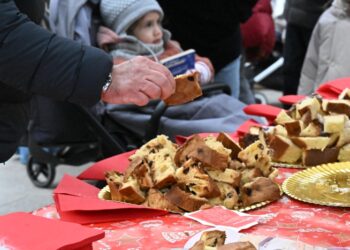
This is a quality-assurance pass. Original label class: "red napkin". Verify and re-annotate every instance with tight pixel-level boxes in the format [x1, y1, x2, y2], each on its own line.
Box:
[54, 175, 168, 224]
[316, 77, 350, 99]
[78, 150, 136, 181]
[235, 119, 261, 136]
[0, 212, 104, 250]
[278, 95, 306, 105]
[243, 104, 282, 124]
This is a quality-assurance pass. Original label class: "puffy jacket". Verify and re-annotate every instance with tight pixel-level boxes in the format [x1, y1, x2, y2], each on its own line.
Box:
[285, 0, 329, 29]
[298, 0, 350, 95]
[157, 0, 257, 72]
[0, 0, 113, 162]
[241, 0, 275, 60]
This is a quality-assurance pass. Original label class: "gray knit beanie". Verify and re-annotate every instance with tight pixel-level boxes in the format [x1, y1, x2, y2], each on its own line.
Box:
[100, 0, 164, 35]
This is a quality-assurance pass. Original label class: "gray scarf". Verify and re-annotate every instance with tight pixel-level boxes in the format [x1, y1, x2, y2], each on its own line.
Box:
[109, 29, 171, 61]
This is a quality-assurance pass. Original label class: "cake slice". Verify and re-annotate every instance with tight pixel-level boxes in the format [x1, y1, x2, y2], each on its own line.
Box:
[165, 186, 208, 212]
[209, 182, 239, 209]
[284, 120, 304, 136]
[268, 135, 302, 163]
[299, 121, 322, 137]
[218, 242, 257, 250]
[145, 188, 183, 213]
[164, 71, 202, 106]
[291, 136, 330, 151]
[150, 153, 177, 189]
[175, 135, 229, 171]
[216, 132, 242, 159]
[190, 230, 226, 250]
[118, 177, 146, 204]
[275, 109, 294, 124]
[175, 159, 220, 198]
[295, 96, 321, 120]
[238, 139, 271, 176]
[105, 171, 123, 201]
[302, 147, 339, 166]
[322, 99, 350, 116]
[207, 168, 241, 188]
[338, 88, 350, 100]
[241, 177, 281, 206]
[323, 114, 348, 133]
[338, 143, 350, 162]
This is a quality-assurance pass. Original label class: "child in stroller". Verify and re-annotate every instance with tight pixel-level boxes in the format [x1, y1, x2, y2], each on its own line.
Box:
[26, 0, 262, 188]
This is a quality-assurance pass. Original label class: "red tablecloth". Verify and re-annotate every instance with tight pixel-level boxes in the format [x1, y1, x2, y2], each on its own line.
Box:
[32, 168, 350, 249]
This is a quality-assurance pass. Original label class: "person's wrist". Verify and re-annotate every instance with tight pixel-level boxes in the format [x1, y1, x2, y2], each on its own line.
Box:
[102, 73, 112, 93]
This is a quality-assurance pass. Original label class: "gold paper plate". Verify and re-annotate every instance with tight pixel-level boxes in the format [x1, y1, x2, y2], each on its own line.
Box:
[282, 162, 350, 207]
[98, 185, 282, 213]
[272, 162, 307, 169]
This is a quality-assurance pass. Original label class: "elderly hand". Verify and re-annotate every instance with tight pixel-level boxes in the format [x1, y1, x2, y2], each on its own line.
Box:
[101, 56, 176, 106]
[97, 26, 121, 51]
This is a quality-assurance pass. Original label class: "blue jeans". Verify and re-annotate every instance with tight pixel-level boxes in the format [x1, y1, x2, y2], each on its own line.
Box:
[214, 56, 241, 98]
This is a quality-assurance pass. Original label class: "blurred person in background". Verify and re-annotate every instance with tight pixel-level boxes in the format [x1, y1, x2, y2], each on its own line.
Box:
[157, 0, 258, 99]
[240, 0, 276, 104]
[282, 0, 329, 96]
[0, 0, 175, 162]
[298, 0, 350, 95]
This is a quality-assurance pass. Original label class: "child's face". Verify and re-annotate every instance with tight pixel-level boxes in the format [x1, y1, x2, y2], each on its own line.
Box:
[132, 11, 163, 44]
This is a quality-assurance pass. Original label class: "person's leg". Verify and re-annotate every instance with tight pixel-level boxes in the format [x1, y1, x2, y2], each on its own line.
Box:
[283, 24, 313, 96]
[214, 56, 241, 98]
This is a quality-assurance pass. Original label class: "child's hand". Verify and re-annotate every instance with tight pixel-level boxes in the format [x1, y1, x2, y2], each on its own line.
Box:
[195, 61, 213, 84]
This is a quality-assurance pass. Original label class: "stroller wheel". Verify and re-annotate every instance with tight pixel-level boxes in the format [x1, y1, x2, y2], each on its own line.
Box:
[254, 92, 268, 104]
[26, 156, 56, 188]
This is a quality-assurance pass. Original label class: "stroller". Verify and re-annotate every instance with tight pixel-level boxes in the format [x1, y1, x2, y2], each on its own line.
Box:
[25, 0, 241, 188]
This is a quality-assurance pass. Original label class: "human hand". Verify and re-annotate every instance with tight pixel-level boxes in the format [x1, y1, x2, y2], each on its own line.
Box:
[194, 55, 214, 84]
[97, 26, 121, 51]
[101, 56, 176, 106]
[195, 61, 212, 84]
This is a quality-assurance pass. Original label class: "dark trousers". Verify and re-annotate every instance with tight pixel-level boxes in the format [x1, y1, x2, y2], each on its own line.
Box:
[283, 23, 313, 96]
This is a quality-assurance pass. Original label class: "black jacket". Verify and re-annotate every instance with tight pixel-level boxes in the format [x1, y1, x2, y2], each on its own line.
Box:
[0, 0, 113, 162]
[285, 0, 329, 29]
[158, 0, 257, 72]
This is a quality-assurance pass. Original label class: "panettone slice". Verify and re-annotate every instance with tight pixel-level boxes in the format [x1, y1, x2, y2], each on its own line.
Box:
[105, 171, 123, 201]
[175, 135, 228, 171]
[145, 188, 183, 213]
[190, 230, 226, 250]
[164, 71, 202, 106]
[165, 186, 208, 212]
[175, 159, 220, 198]
[241, 177, 281, 206]
[216, 132, 242, 159]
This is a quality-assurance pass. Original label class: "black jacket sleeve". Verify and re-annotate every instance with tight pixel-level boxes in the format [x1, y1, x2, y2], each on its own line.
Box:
[0, 0, 113, 107]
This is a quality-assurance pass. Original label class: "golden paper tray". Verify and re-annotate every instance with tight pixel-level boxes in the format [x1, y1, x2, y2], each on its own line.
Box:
[98, 184, 282, 213]
[272, 162, 307, 169]
[282, 162, 350, 207]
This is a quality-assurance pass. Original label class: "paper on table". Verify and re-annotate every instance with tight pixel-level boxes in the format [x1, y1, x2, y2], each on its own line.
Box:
[243, 104, 282, 124]
[0, 212, 104, 250]
[78, 149, 136, 181]
[235, 119, 261, 136]
[54, 175, 168, 224]
[316, 77, 350, 99]
[184, 206, 261, 232]
[278, 95, 306, 105]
